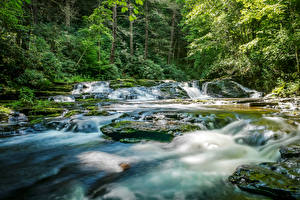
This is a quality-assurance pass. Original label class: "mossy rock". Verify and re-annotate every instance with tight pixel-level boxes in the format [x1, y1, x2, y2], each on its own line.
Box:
[109, 79, 160, 90]
[0, 105, 12, 122]
[29, 108, 64, 117]
[65, 110, 82, 118]
[205, 79, 250, 98]
[101, 120, 201, 142]
[229, 164, 300, 199]
[85, 110, 110, 116]
[229, 144, 300, 199]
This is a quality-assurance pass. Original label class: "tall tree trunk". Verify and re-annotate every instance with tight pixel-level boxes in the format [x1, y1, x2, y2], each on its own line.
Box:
[296, 46, 299, 74]
[168, 10, 175, 65]
[129, 3, 134, 56]
[98, 40, 101, 62]
[144, 0, 149, 59]
[110, 4, 117, 64]
[65, 0, 71, 27]
[31, 0, 38, 24]
[98, 0, 101, 62]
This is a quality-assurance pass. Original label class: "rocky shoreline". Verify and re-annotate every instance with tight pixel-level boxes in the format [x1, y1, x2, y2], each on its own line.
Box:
[229, 143, 300, 199]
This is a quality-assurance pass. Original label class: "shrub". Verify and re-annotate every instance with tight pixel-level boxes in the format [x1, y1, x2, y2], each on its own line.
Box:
[98, 64, 121, 80]
[19, 87, 35, 105]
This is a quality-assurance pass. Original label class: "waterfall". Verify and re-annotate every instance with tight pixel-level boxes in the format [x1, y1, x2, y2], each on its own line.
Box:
[201, 82, 211, 96]
[180, 81, 205, 99]
[51, 80, 262, 102]
[72, 81, 111, 95]
[108, 87, 159, 100]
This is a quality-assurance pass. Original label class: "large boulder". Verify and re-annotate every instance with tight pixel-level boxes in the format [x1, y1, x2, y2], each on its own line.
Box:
[203, 79, 259, 98]
[229, 144, 300, 199]
[100, 121, 201, 142]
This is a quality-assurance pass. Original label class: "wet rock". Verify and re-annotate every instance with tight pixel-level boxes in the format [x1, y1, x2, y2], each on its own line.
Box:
[45, 120, 69, 130]
[229, 144, 300, 199]
[157, 82, 189, 99]
[101, 121, 201, 142]
[203, 79, 260, 98]
[119, 162, 130, 171]
[65, 119, 98, 133]
[280, 144, 300, 159]
[249, 102, 279, 107]
[8, 112, 28, 123]
[49, 95, 75, 103]
[229, 164, 300, 199]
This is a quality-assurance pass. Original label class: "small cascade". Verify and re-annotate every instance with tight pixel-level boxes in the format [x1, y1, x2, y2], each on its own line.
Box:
[108, 87, 159, 100]
[234, 82, 263, 98]
[72, 81, 111, 95]
[201, 82, 211, 96]
[49, 79, 263, 102]
[180, 81, 207, 99]
[49, 95, 75, 103]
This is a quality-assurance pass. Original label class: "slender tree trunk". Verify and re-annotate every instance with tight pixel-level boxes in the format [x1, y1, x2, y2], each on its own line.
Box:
[296, 46, 299, 74]
[65, 0, 71, 27]
[144, 0, 149, 59]
[168, 10, 176, 64]
[173, 39, 177, 61]
[110, 4, 117, 64]
[31, 0, 38, 24]
[98, 40, 101, 62]
[129, 3, 134, 56]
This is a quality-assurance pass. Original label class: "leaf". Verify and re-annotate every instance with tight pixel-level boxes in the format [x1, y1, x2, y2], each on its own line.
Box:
[121, 7, 128, 13]
[133, 8, 139, 14]
[135, 0, 143, 5]
[129, 15, 136, 21]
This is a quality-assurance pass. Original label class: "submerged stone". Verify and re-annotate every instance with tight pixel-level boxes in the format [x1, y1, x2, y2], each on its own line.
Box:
[101, 121, 201, 142]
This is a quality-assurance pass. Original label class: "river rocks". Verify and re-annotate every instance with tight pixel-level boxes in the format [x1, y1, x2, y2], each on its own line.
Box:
[101, 121, 201, 142]
[65, 119, 99, 133]
[229, 144, 300, 199]
[202, 79, 260, 98]
[280, 144, 300, 159]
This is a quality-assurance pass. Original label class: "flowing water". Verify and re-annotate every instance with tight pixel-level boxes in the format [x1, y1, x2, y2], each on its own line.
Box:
[0, 82, 299, 200]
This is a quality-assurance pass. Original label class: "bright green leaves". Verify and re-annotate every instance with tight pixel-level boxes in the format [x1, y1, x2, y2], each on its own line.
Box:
[129, 15, 136, 21]
[237, 0, 286, 24]
[121, 7, 129, 12]
[135, 0, 143, 5]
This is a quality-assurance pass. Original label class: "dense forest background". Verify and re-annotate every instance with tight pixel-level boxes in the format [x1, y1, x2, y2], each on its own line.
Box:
[0, 0, 299, 95]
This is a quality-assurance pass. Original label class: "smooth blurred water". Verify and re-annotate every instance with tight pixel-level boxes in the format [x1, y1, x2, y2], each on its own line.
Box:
[0, 101, 299, 200]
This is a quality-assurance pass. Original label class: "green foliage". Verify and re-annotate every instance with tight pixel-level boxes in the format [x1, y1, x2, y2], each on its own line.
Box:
[98, 64, 121, 80]
[17, 69, 51, 89]
[124, 58, 164, 80]
[163, 64, 187, 81]
[272, 79, 300, 97]
[19, 87, 35, 105]
[182, 0, 300, 92]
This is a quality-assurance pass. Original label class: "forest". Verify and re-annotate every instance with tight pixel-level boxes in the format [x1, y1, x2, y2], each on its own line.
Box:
[0, 0, 299, 97]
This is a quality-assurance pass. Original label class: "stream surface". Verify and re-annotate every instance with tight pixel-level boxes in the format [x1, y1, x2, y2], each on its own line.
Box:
[0, 99, 299, 200]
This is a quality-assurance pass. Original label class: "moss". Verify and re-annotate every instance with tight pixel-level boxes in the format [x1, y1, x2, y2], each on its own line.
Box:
[65, 110, 81, 118]
[179, 124, 201, 132]
[0, 105, 12, 121]
[0, 105, 12, 115]
[29, 118, 44, 125]
[85, 110, 109, 116]
[34, 90, 70, 97]
[110, 79, 160, 90]
[136, 79, 159, 87]
[111, 121, 133, 128]
[29, 108, 64, 116]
